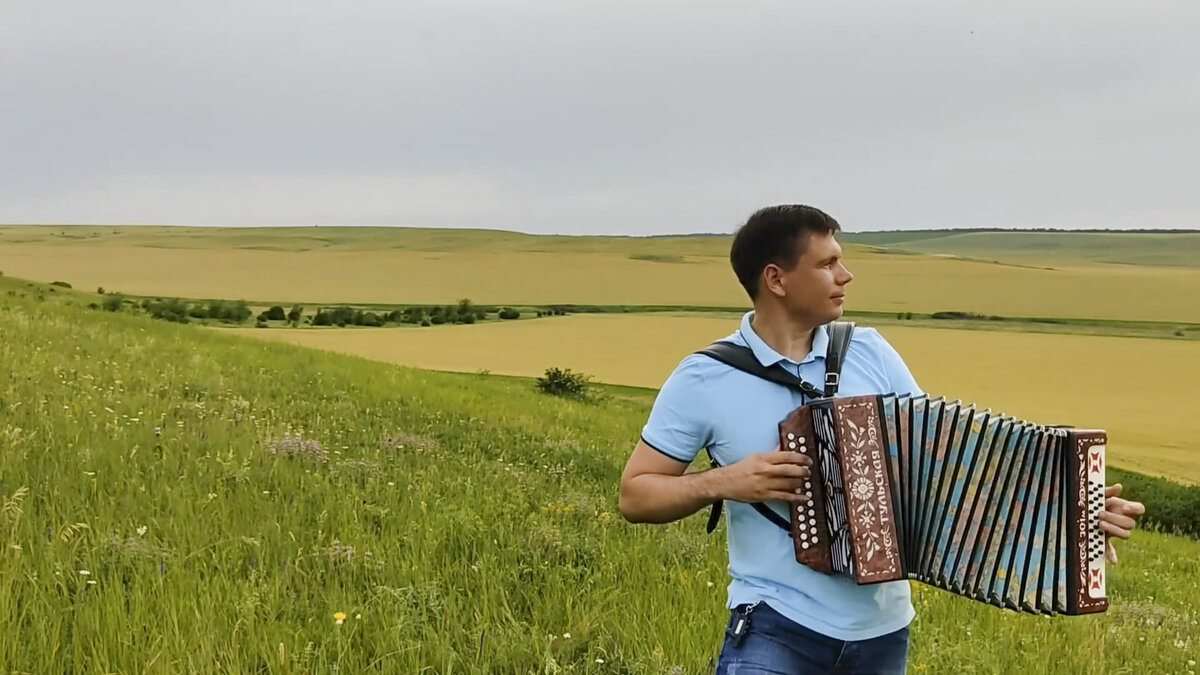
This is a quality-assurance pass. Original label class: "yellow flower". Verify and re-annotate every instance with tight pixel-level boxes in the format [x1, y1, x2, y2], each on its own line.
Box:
[333, 612, 347, 625]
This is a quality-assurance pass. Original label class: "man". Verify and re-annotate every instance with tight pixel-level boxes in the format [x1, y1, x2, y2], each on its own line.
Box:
[618, 204, 1145, 674]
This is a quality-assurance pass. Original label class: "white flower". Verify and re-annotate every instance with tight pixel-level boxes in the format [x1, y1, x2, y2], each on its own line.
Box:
[850, 477, 873, 501]
[707, 581, 714, 588]
[87, 580, 97, 585]
[78, 570, 90, 576]
[595, 658, 605, 664]
[136, 526, 147, 536]
[562, 633, 571, 639]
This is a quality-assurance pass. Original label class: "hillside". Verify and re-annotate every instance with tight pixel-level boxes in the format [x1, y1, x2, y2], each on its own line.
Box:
[0, 276, 1197, 673]
[842, 230, 1200, 268]
[2, 227, 1199, 323]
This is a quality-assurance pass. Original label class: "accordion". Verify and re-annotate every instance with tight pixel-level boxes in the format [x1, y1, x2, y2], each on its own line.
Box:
[779, 393, 1108, 616]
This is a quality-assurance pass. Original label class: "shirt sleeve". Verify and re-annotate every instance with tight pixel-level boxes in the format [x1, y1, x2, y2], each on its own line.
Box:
[639, 355, 714, 463]
[874, 330, 925, 396]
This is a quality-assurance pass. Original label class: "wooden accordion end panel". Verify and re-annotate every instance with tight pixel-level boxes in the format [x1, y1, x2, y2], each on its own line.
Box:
[778, 394, 1109, 616]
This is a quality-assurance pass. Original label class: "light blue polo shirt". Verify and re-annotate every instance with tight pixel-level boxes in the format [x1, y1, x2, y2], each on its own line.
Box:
[640, 311, 925, 641]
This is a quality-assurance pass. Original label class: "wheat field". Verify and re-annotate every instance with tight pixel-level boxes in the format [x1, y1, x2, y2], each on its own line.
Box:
[2, 228, 1200, 322]
[228, 315, 1200, 484]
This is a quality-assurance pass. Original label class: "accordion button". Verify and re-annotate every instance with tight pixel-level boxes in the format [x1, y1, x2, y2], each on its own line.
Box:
[787, 433, 795, 440]
[802, 542, 810, 549]
[805, 482, 811, 489]
[788, 442, 796, 450]
[808, 509, 814, 516]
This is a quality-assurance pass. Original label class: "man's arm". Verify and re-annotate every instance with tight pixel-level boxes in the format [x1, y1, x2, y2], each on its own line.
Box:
[619, 439, 813, 524]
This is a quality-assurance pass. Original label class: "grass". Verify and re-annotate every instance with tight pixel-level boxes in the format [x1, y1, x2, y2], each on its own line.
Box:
[1, 278, 1199, 672]
[3, 228, 1200, 322]
[227, 314, 1200, 484]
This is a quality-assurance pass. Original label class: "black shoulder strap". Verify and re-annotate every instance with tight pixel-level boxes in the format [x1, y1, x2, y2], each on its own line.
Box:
[694, 321, 856, 534]
[825, 321, 855, 396]
[694, 341, 827, 399]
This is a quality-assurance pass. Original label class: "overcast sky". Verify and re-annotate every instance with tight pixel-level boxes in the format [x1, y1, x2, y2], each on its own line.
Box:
[2, 1, 1198, 235]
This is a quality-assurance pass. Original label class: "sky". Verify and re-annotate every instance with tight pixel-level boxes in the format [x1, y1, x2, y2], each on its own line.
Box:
[2, 1, 1198, 235]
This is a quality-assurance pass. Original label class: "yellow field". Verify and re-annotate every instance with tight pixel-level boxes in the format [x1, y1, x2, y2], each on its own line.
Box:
[3, 240, 1199, 322]
[228, 316, 1199, 482]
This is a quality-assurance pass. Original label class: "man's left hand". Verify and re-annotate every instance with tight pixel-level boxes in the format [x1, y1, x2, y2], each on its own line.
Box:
[1099, 483, 1146, 564]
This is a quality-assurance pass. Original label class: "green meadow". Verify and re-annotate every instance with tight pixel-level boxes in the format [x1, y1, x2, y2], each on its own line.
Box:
[1, 276, 1198, 674]
[1, 224, 1198, 673]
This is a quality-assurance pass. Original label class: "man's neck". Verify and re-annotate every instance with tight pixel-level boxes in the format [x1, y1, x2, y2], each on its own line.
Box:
[750, 306, 820, 363]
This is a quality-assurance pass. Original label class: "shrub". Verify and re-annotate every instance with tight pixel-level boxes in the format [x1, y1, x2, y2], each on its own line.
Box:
[431, 315, 446, 325]
[499, 308, 520, 320]
[1174, 328, 1187, 337]
[50, 281, 72, 289]
[266, 306, 286, 321]
[102, 294, 125, 312]
[145, 298, 190, 323]
[536, 367, 594, 400]
[1107, 467, 1200, 539]
[420, 319, 431, 327]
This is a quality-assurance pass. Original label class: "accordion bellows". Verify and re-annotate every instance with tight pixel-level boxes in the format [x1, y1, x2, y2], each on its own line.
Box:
[779, 394, 1108, 616]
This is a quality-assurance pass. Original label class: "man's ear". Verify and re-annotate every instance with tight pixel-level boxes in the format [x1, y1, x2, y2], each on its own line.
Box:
[761, 264, 787, 298]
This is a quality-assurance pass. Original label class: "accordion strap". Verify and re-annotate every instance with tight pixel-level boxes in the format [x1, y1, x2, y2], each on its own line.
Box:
[694, 321, 856, 534]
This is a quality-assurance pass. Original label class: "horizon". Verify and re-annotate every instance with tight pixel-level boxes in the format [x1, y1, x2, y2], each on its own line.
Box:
[2, 222, 1198, 238]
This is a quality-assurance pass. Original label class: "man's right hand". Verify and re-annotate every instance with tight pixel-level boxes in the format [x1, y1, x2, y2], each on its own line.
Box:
[718, 448, 814, 504]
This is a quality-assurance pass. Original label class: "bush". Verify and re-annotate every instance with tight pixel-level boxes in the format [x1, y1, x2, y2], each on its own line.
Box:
[420, 319, 431, 327]
[50, 281, 72, 289]
[287, 305, 304, 323]
[1174, 328, 1187, 337]
[1107, 467, 1200, 539]
[499, 308, 520, 320]
[145, 298, 191, 323]
[102, 294, 125, 312]
[536, 367, 594, 400]
[266, 306, 286, 321]
[431, 315, 446, 325]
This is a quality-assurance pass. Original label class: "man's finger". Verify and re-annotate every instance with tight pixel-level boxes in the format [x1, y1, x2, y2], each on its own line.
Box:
[1099, 510, 1138, 532]
[1106, 538, 1119, 565]
[1104, 483, 1122, 499]
[768, 490, 813, 504]
[1098, 520, 1132, 540]
[1107, 497, 1145, 517]
[768, 451, 813, 466]
[767, 464, 811, 479]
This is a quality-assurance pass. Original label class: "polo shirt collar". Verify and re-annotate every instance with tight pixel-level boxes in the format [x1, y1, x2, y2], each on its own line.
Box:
[739, 311, 829, 367]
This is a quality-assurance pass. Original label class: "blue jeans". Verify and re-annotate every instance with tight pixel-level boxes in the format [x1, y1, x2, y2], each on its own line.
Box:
[715, 602, 909, 674]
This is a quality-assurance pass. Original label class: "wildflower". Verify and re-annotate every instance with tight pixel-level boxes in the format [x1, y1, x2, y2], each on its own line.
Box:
[334, 612, 347, 625]
[595, 658, 605, 664]
[355, 613, 361, 620]
[562, 633, 571, 639]
[87, 580, 97, 585]
[707, 581, 714, 588]
[78, 570, 90, 576]
[136, 525, 147, 536]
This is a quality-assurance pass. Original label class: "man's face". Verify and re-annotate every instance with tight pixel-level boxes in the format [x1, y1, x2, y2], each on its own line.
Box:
[763, 231, 855, 324]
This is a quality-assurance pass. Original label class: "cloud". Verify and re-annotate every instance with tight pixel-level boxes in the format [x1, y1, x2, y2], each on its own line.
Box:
[2, 0, 1198, 233]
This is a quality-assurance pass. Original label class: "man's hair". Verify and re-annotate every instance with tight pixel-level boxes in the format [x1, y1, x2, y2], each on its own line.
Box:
[729, 204, 842, 300]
